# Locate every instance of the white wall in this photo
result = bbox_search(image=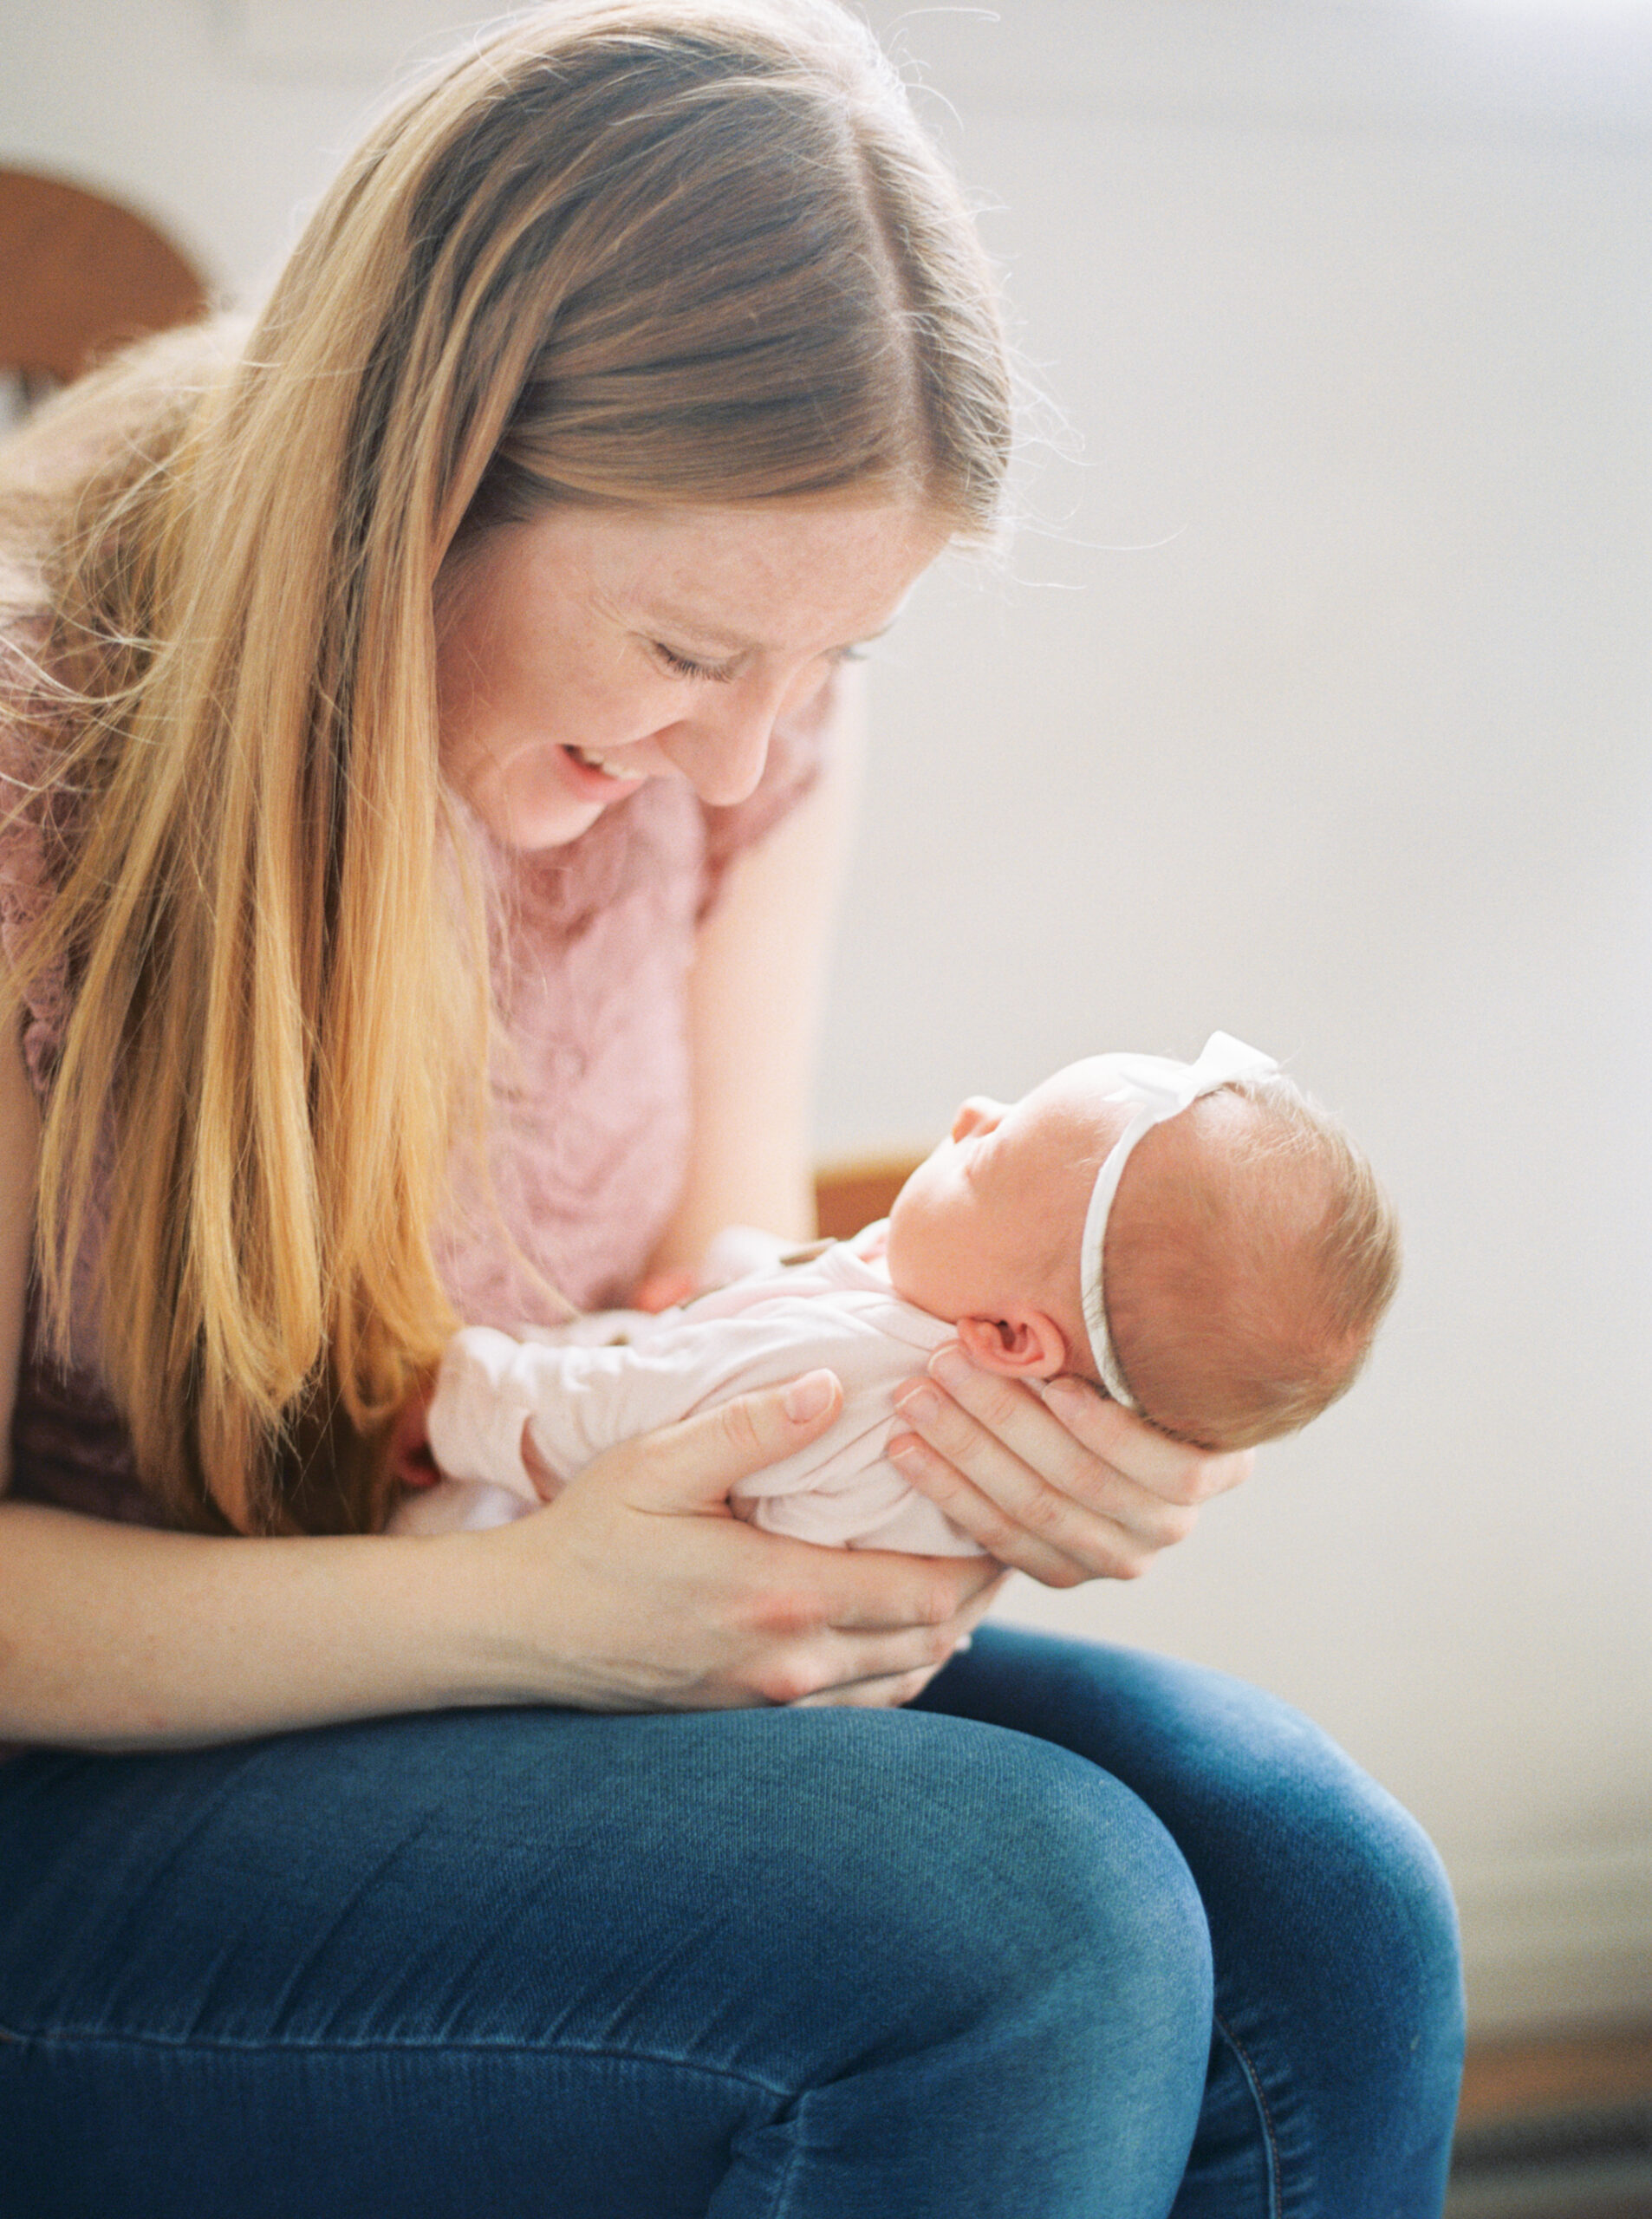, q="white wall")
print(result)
[4,0,1649,2034]
[838,0,1652,2037]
